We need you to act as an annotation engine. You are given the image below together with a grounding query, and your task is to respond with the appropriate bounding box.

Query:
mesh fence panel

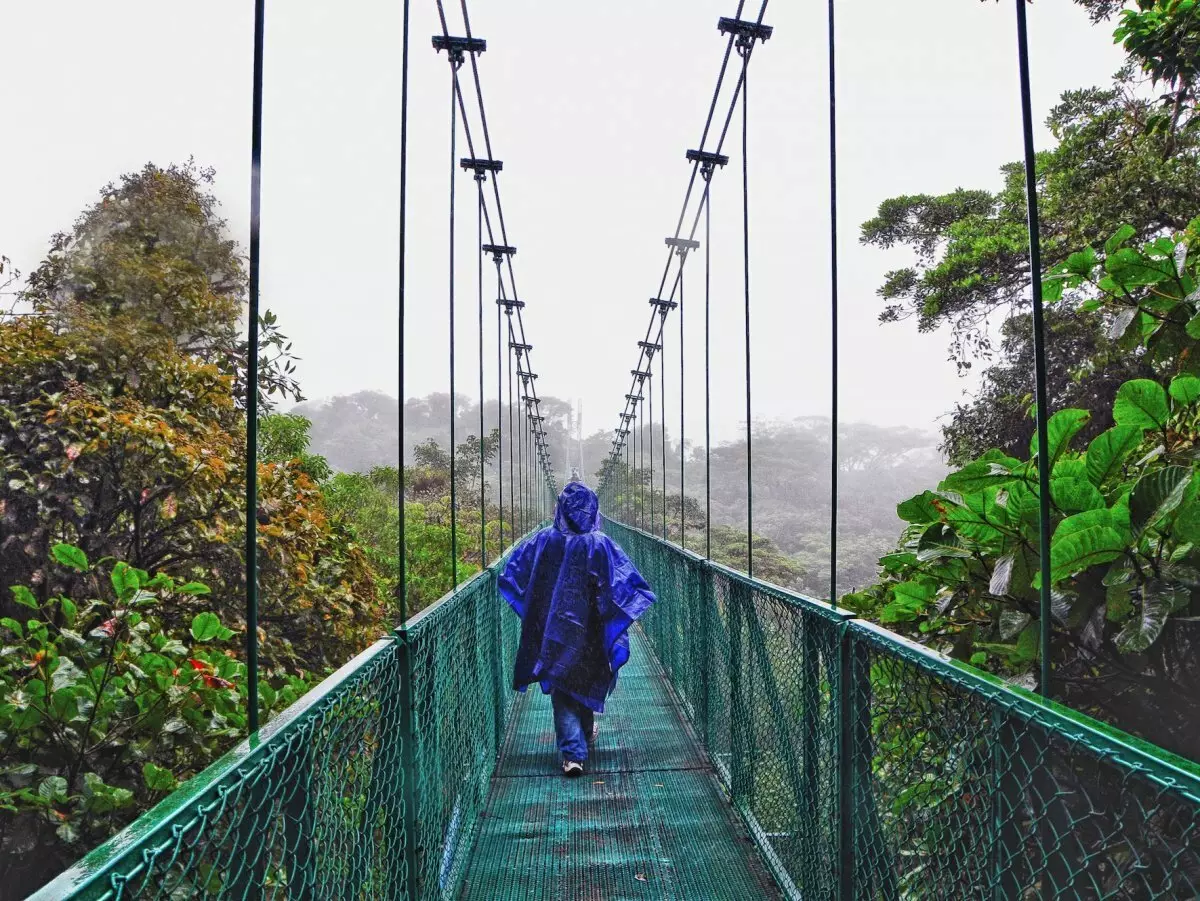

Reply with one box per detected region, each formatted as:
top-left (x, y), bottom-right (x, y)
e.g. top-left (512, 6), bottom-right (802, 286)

top-left (42, 541), bottom-right (530, 901)
top-left (849, 623), bottom-right (1200, 900)
top-left (603, 518), bottom-right (1200, 900)
top-left (34, 639), bottom-right (411, 901)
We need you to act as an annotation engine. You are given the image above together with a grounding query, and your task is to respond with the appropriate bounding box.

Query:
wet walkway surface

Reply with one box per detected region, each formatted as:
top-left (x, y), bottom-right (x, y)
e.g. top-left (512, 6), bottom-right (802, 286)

top-left (459, 630), bottom-right (780, 900)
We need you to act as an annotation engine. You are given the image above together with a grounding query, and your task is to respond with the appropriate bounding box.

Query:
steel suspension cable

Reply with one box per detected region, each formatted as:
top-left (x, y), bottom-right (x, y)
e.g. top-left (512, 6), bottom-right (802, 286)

top-left (649, 369), bottom-right (655, 532)
top-left (704, 188), bottom-right (712, 560)
top-left (660, 322), bottom-right (667, 540)
top-left (741, 56), bottom-right (754, 578)
top-left (436, 0), bottom-right (556, 503)
top-left (680, 265), bottom-right (686, 550)
top-left (1014, 0), bottom-right (1053, 698)
top-left (397, 0), bottom-right (411, 622)
top-left (828, 0), bottom-right (840, 607)
top-left (599, 2), bottom-right (770, 529)
top-left (476, 176), bottom-right (486, 566)
top-left (495, 261), bottom-right (504, 549)
top-left (245, 0), bottom-right (266, 733)
top-left (447, 61), bottom-right (461, 592)
top-left (507, 316), bottom-right (516, 536)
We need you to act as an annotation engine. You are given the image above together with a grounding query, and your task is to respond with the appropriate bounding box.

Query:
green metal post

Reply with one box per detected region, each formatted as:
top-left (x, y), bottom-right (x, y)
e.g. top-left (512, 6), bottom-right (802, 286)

top-left (801, 622), bottom-right (822, 890)
top-left (836, 626), bottom-right (855, 900)
top-left (283, 742), bottom-right (317, 901)
top-left (397, 632), bottom-right (421, 900)
top-left (729, 581), bottom-right (751, 806)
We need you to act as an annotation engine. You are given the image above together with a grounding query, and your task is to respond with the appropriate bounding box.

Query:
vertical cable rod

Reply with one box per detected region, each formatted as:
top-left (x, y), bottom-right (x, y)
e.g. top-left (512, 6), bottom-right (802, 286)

top-left (1014, 0), bottom-right (1054, 698)
top-left (741, 56), bottom-right (754, 578)
top-left (245, 0), bottom-right (266, 734)
top-left (828, 0), bottom-right (840, 607)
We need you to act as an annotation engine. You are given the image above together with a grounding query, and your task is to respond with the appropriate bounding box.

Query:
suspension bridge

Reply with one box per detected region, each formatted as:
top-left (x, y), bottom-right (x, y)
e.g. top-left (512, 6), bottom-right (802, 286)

top-left (28, 1), bottom-right (1200, 899)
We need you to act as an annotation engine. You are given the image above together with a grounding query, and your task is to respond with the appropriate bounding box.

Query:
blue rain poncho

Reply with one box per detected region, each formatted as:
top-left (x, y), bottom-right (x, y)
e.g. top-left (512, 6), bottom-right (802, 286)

top-left (499, 482), bottom-right (655, 713)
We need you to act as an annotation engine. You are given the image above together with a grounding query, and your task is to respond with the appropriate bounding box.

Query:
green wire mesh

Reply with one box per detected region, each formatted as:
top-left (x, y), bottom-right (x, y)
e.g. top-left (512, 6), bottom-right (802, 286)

top-left (37, 547), bottom-right (528, 901)
top-left (37, 520), bottom-right (1200, 900)
top-left (32, 637), bottom-right (412, 901)
top-left (605, 518), bottom-right (1200, 900)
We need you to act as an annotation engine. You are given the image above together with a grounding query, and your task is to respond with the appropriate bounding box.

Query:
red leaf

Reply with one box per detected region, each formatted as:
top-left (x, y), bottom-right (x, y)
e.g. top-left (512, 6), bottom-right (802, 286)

top-left (188, 658), bottom-right (207, 672)
top-left (98, 618), bottom-right (116, 637)
top-left (202, 674), bottom-right (234, 690)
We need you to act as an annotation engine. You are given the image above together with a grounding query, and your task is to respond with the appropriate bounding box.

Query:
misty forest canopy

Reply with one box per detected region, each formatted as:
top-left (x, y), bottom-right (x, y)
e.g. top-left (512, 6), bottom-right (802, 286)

top-left (1, 0), bottom-right (1199, 894)
top-left (851, 0), bottom-right (1200, 757)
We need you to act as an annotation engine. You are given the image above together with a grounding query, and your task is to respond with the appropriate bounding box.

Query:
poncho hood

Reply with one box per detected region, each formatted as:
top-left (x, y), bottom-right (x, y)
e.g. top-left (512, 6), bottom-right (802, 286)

top-left (499, 484), bottom-right (655, 713)
top-left (554, 481), bottom-right (601, 534)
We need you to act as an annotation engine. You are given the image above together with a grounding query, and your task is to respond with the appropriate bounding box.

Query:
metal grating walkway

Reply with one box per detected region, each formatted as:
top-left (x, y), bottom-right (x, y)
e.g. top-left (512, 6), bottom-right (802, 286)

top-left (459, 629), bottom-right (781, 900)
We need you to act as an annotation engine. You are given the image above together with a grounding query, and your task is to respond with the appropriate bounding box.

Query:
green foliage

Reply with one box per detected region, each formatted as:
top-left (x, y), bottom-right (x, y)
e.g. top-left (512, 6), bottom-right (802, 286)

top-left (848, 226), bottom-right (1200, 754)
top-left (0, 550), bottom-right (313, 893)
top-left (0, 166), bottom-right (382, 675)
top-left (258, 413), bottom-right (332, 482)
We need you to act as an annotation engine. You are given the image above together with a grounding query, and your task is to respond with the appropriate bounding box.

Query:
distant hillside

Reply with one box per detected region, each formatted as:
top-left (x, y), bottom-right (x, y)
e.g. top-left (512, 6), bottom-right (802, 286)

top-left (295, 392), bottom-right (946, 597)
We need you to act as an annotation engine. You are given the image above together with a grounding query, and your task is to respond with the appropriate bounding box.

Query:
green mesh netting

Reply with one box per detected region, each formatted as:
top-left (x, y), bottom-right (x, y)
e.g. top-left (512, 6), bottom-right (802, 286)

top-left (605, 518), bottom-right (1200, 900)
top-left (40, 522), bottom-right (1200, 900)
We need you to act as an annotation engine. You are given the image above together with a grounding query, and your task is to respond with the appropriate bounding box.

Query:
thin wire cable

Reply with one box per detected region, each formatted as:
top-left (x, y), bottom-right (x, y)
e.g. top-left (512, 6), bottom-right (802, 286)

top-left (245, 0), bottom-right (266, 733)
top-left (828, 0), bottom-right (839, 607)
top-left (398, 0), bottom-right (410, 622)
top-left (600, 2), bottom-right (770, 512)
top-left (435, 0), bottom-right (555, 495)
top-left (1014, 0), bottom-right (1054, 698)
top-left (649, 370), bottom-right (655, 533)
top-left (741, 56), bottom-right (754, 578)
top-left (476, 179), bottom-right (486, 566)
top-left (679, 264), bottom-right (686, 550)
top-left (447, 63), bottom-right (460, 592)
top-left (704, 189), bottom-right (712, 559)
top-left (495, 262), bottom-right (504, 549)
top-left (507, 317), bottom-right (516, 536)
top-left (660, 324), bottom-right (667, 540)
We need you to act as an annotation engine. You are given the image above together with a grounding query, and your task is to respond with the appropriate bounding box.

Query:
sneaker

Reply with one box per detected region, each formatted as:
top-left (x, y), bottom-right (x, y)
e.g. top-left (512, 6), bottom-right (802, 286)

top-left (562, 759), bottom-right (584, 778)
top-left (587, 724), bottom-right (599, 746)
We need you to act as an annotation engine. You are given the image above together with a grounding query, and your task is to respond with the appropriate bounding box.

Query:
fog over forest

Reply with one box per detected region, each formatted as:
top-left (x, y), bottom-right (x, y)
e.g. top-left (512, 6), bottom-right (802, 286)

top-left (295, 390), bottom-right (945, 596)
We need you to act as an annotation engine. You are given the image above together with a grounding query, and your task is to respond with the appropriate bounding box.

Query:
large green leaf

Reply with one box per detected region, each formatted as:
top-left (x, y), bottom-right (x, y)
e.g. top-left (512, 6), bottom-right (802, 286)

top-left (1084, 426), bottom-right (1143, 487)
top-left (1112, 379), bottom-right (1170, 431)
top-left (143, 762), bottom-right (179, 793)
top-left (946, 488), bottom-right (1011, 545)
top-left (1050, 477), bottom-right (1106, 514)
top-left (10, 585), bottom-right (39, 610)
top-left (51, 543), bottom-right (89, 573)
top-left (1130, 465), bottom-right (1191, 533)
top-left (881, 581), bottom-right (935, 623)
top-left (897, 491), bottom-right (942, 524)
top-left (940, 459), bottom-right (1018, 495)
top-left (1030, 408), bottom-right (1090, 465)
top-left (916, 522), bottom-right (972, 562)
top-left (1048, 508), bottom-right (1131, 583)
top-left (190, 612), bottom-right (234, 643)
top-left (110, 562), bottom-right (141, 597)
top-left (1113, 581), bottom-right (1185, 654)
top-left (1169, 374), bottom-right (1200, 406)
top-left (1104, 225), bottom-right (1136, 255)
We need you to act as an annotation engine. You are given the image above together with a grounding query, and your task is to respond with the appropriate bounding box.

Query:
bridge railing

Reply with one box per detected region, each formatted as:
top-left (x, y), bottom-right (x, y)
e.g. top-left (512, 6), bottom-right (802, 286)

top-left (606, 518), bottom-right (1200, 900)
top-left (32, 546), bottom-right (526, 901)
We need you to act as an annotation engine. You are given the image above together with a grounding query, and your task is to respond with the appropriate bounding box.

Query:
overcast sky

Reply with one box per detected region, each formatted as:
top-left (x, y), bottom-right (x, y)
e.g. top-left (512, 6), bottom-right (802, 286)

top-left (3, 1), bottom-right (1126, 449)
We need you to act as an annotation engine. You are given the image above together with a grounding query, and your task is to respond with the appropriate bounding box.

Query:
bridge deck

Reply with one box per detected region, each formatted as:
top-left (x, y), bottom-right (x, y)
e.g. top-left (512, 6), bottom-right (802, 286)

top-left (460, 629), bottom-right (781, 900)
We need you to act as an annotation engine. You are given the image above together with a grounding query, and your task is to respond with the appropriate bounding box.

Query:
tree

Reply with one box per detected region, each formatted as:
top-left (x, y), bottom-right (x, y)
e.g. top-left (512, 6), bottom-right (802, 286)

top-left (20, 161), bottom-right (301, 409)
top-left (846, 222), bottom-right (1200, 757)
top-left (1, 164), bottom-right (381, 674)
top-left (0, 548), bottom-right (311, 895)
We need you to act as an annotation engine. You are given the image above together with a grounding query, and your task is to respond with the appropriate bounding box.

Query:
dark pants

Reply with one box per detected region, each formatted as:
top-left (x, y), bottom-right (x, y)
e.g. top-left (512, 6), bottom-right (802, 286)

top-left (551, 690), bottom-right (594, 762)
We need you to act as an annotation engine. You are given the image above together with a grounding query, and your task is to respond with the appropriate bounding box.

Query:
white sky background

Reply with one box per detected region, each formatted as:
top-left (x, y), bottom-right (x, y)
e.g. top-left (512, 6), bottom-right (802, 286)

top-left (2, 0), bottom-right (1127, 451)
